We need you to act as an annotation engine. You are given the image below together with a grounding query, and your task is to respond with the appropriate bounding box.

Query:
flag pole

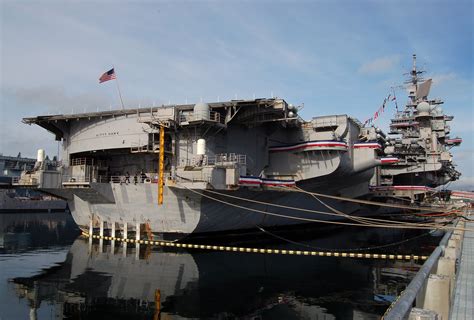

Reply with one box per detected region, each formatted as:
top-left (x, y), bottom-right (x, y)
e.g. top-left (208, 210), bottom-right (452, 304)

top-left (113, 66), bottom-right (125, 110)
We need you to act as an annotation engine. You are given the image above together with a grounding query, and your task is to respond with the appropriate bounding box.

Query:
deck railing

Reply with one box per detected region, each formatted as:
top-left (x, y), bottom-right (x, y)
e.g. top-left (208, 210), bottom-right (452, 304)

top-left (178, 153), bottom-right (246, 167)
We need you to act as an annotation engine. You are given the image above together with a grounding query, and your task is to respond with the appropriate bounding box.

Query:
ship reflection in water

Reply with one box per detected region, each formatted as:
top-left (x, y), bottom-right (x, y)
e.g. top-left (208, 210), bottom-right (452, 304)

top-left (1, 212), bottom-right (442, 320)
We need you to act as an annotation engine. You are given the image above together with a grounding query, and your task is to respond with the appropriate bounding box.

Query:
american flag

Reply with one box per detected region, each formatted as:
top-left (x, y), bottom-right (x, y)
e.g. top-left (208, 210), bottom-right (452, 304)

top-left (99, 68), bottom-right (116, 83)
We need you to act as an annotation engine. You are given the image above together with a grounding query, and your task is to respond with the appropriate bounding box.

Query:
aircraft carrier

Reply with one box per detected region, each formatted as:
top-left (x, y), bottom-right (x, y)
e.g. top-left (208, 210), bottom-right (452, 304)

top-left (19, 94), bottom-right (395, 237)
top-left (17, 55), bottom-right (467, 237)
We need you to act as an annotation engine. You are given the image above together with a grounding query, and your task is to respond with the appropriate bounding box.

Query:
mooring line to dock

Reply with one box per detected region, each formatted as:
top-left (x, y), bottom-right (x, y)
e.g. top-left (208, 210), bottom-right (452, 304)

top-left (81, 231), bottom-right (429, 261)
top-left (204, 187), bottom-right (462, 230)
top-left (282, 185), bottom-right (451, 212)
top-left (293, 185), bottom-right (462, 228)
top-left (204, 187), bottom-right (469, 228)
top-left (293, 185), bottom-right (464, 221)
top-left (181, 186), bottom-right (473, 232)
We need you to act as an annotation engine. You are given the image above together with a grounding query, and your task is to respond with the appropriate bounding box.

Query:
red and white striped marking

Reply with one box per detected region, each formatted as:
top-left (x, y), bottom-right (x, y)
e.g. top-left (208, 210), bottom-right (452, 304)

top-left (451, 191), bottom-right (474, 199)
top-left (446, 138), bottom-right (462, 144)
top-left (269, 141), bottom-right (348, 153)
top-left (238, 176), bottom-right (262, 186)
top-left (261, 178), bottom-right (296, 187)
top-left (353, 142), bottom-right (382, 149)
top-left (380, 157), bottom-right (399, 164)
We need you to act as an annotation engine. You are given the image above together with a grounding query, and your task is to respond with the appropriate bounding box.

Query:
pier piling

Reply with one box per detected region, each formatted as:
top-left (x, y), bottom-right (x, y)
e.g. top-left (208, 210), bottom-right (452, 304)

top-left (123, 222), bottom-right (128, 240)
top-left (122, 222), bottom-right (128, 257)
top-left (135, 223), bottom-right (140, 260)
top-left (111, 222), bottom-right (116, 254)
top-left (99, 220), bottom-right (104, 252)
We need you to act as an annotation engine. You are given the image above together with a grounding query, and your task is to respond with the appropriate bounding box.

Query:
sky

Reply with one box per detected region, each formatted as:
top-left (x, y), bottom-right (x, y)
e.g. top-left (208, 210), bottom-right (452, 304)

top-left (0, 0), bottom-right (473, 189)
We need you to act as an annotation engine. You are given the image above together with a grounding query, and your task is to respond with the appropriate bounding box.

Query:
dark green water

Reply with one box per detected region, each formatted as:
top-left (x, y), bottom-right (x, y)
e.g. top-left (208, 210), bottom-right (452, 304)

top-left (0, 212), bottom-right (441, 319)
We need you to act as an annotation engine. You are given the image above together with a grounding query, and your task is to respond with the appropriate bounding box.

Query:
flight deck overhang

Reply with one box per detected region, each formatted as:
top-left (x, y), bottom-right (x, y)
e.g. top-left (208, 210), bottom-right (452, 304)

top-left (22, 116), bottom-right (65, 141)
top-left (22, 98), bottom-right (291, 139)
top-left (22, 98), bottom-right (287, 123)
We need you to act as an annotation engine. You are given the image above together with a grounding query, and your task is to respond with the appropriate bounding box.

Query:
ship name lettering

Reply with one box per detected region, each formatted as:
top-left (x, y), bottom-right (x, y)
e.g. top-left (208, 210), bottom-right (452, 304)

top-left (95, 131), bottom-right (119, 137)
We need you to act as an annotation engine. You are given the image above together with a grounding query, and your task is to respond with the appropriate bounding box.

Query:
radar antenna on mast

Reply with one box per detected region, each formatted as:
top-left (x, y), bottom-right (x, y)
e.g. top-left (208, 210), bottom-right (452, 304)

top-left (404, 54), bottom-right (425, 85)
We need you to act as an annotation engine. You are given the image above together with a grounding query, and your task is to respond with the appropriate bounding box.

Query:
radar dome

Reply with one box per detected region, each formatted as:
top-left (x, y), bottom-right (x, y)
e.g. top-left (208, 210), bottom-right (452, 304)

top-left (416, 101), bottom-right (431, 117)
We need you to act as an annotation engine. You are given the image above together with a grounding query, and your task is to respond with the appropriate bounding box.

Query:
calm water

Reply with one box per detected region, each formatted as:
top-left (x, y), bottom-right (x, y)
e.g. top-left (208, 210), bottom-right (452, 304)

top-left (0, 212), bottom-right (442, 320)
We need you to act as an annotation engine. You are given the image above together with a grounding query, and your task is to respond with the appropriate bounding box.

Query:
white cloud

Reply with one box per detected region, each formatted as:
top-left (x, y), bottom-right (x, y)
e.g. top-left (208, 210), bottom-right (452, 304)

top-left (450, 176), bottom-right (474, 191)
top-left (358, 55), bottom-right (401, 74)
top-left (431, 73), bottom-right (457, 86)
top-left (4, 86), bottom-right (108, 114)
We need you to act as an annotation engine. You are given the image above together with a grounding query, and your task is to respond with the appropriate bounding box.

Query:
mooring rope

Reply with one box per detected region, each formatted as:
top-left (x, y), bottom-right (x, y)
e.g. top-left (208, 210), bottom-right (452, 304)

top-left (179, 185), bottom-right (473, 232)
top-left (295, 185), bottom-right (465, 228)
top-left (279, 185), bottom-right (450, 212)
top-left (198, 188), bottom-right (466, 231)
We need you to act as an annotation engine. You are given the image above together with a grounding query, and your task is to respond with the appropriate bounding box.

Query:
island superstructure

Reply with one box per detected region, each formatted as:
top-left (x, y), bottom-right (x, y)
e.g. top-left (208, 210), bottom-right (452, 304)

top-left (369, 55), bottom-right (462, 203)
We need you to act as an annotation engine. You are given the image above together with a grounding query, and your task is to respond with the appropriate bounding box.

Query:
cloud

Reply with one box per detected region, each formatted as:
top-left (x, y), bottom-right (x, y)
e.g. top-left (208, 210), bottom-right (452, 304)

top-left (1, 118), bottom-right (59, 159)
top-left (4, 86), bottom-right (108, 114)
top-left (450, 176), bottom-right (474, 191)
top-left (3, 86), bottom-right (160, 115)
top-left (358, 55), bottom-right (401, 74)
top-left (453, 149), bottom-right (474, 161)
top-left (431, 73), bottom-right (457, 86)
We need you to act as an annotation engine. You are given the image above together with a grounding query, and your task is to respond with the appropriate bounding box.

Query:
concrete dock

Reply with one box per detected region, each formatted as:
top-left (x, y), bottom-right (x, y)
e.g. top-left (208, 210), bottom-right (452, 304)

top-left (450, 219), bottom-right (474, 320)
top-left (383, 210), bottom-right (473, 320)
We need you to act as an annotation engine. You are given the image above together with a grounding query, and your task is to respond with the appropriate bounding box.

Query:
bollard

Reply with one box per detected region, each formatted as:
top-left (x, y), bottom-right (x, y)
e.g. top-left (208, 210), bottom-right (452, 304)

top-left (420, 274), bottom-right (450, 320)
top-left (450, 234), bottom-right (462, 249)
top-left (447, 238), bottom-right (461, 258)
top-left (448, 238), bottom-right (460, 250)
top-left (451, 234), bottom-right (461, 241)
top-left (444, 246), bottom-right (458, 260)
top-left (408, 307), bottom-right (439, 320)
top-left (436, 257), bottom-right (456, 298)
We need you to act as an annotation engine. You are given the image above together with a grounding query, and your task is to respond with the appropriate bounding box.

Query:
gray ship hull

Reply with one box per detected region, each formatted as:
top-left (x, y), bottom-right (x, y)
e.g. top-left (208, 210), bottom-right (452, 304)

top-left (45, 181), bottom-right (370, 237)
